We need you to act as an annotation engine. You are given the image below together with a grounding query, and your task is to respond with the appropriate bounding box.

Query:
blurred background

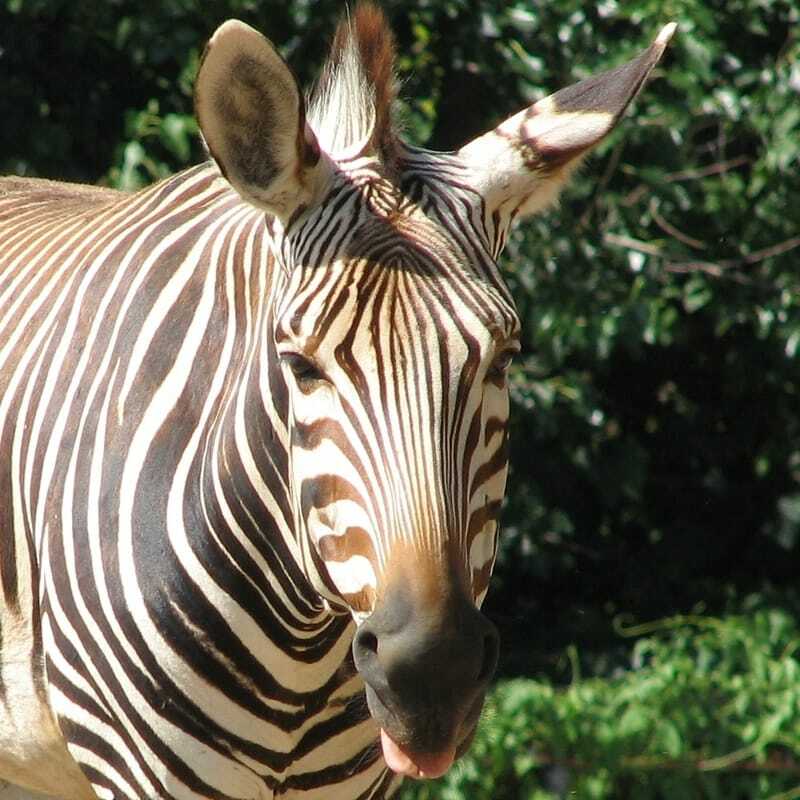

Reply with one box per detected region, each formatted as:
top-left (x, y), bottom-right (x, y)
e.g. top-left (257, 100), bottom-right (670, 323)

top-left (1, 0), bottom-right (799, 797)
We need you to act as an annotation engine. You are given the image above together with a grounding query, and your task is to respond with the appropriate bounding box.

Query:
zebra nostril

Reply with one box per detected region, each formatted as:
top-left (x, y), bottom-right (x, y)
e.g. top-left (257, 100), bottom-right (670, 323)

top-left (477, 629), bottom-right (499, 683)
top-left (353, 624), bottom-right (392, 692)
top-left (360, 630), bottom-right (378, 655)
top-left (353, 625), bottom-right (380, 669)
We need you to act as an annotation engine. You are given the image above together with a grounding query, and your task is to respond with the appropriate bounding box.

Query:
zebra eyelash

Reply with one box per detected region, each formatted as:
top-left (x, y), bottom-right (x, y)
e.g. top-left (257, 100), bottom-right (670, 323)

top-left (282, 353), bottom-right (328, 390)
top-left (486, 347), bottom-right (518, 383)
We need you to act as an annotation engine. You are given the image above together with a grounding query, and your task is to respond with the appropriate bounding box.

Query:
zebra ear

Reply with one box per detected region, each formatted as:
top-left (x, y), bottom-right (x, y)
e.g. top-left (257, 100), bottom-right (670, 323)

top-left (458, 24), bottom-right (676, 221)
top-left (195, 20), bottom-right (331, 220)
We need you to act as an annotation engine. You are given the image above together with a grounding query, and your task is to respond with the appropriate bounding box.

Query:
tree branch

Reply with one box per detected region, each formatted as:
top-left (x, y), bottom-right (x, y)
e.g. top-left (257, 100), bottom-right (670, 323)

top-left (649, 198), bottom-right (707, 250)
top-left (603, 231), bottom-right (800, 289)
top-left (603, 233), bottom-right (662, 258)
top-left (532, 747), bottom-right (800, 776)
top-left (663, 155), bottom-right (751, 183)
top-left (622, 156), bottom-right (751, 206)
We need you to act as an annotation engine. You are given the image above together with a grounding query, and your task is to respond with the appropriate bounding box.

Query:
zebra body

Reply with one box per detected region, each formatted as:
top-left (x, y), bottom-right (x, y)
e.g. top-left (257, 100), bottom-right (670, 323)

top-left (0, 7), bottom-right (674, 799)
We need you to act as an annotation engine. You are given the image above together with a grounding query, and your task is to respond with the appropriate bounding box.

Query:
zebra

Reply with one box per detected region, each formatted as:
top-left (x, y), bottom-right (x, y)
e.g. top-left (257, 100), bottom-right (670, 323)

top-left (0, 5), bottom-right (674, 799)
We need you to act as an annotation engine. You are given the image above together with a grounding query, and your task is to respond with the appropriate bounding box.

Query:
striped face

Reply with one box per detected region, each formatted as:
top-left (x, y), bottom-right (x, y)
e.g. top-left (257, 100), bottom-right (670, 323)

top-left (272, 165), bottom-right (520, 621)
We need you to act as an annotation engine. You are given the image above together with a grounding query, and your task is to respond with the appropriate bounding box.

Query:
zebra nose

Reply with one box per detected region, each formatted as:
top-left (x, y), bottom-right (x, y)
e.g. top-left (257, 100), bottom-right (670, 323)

top-left (352, 589), bottom-right (499, 712)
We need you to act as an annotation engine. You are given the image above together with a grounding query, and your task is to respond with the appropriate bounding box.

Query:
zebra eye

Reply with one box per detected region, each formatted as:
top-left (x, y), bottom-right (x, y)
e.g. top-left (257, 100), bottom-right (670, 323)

top-left (487, 349), bottom-right (516, 383)
top-left (283, 353), bottom-right (326, 389)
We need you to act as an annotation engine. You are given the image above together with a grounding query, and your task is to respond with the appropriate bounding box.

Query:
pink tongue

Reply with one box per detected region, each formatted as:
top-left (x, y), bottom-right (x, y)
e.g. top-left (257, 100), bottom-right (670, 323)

top-left (380, 728), bottom-right (455, 779)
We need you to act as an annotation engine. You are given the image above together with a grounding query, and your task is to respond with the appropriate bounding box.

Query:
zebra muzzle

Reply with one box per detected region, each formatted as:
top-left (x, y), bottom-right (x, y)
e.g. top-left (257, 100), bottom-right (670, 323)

top-left (352, 580), bottom-right (499, 778)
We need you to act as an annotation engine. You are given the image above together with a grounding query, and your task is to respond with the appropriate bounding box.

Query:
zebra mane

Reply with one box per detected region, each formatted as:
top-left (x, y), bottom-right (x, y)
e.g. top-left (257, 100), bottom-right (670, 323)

top-left (307, 2), bottom-right (398, 161)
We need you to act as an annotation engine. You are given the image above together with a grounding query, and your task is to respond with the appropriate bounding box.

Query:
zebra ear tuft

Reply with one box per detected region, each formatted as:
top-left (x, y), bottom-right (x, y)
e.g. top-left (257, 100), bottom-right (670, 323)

top-left (458, 24), bottom-right (676, 221)
top-left (195, 20), bottom-right (332, 220)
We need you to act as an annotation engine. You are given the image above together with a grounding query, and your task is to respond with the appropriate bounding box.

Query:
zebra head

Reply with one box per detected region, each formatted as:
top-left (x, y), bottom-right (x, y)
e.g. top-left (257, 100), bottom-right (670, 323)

top-left (195, 5), bottom-right (674, 780)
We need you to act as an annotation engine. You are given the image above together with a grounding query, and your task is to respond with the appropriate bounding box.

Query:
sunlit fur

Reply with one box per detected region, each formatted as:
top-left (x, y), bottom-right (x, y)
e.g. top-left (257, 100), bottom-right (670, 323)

top-left (308, 2), bottom-right (398, 160)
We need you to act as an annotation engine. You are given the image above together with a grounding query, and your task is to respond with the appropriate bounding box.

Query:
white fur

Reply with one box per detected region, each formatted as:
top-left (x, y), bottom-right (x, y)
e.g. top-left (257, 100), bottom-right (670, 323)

top-left (0, 610), bottom-right (96, 799)
top-left (307, 35), bottom-right (376, 159)
top-left (0, 782), bottom-right (61, 800)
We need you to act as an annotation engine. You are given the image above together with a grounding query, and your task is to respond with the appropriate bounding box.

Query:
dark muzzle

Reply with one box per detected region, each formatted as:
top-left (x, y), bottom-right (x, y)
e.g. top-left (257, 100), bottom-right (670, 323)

top-left (352, 582), bottom-right (499, 777)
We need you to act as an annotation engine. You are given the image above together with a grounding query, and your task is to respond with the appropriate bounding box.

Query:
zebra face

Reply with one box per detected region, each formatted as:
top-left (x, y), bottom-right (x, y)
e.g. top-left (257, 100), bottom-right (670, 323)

top-left (271, 184), bottom-right (517, 777)
top-left (273, 188), bottom-right (519, 615)
top-left (195, 6), bottom-right (674, 781)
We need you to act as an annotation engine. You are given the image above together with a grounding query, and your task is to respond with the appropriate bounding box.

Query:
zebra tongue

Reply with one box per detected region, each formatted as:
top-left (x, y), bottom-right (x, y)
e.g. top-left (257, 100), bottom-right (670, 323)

top-left (380, 729), bottom-right (455, 779)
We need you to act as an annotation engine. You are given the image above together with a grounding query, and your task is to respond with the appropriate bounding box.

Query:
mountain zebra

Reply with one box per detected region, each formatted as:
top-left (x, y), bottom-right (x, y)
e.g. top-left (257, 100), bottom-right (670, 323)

top-left (0, 6), bottom-right (674, 799)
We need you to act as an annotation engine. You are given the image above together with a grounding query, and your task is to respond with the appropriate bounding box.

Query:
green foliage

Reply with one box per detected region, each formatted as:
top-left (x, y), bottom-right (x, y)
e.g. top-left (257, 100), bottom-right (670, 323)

top-left (403, 603), bottom-right (800, 799)
top-left (474, 0), bottom-right (800, 672)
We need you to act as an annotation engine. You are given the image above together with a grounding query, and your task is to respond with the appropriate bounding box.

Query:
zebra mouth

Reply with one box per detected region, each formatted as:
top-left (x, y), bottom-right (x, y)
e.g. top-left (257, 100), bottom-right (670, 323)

top-left (379, 728), bottom-right (454, 779)
top-left (364, 684), bottom-right (485, 779)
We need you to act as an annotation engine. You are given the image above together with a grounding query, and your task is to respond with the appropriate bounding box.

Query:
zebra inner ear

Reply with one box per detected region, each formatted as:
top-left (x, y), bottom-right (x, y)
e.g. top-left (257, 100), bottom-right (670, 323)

top-left (195, 20), bottom-right (331, 220)
top-left (458, 23), bottom-right (676, 222)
